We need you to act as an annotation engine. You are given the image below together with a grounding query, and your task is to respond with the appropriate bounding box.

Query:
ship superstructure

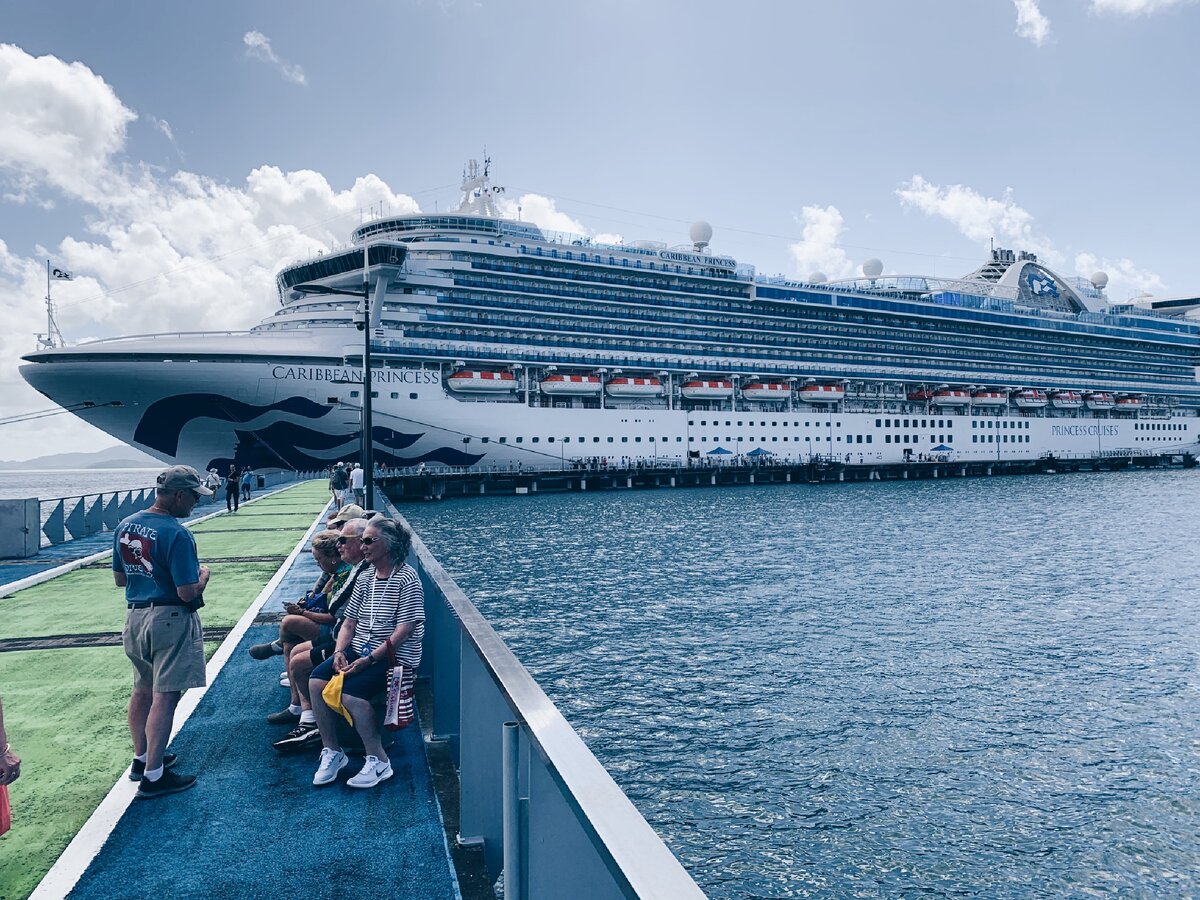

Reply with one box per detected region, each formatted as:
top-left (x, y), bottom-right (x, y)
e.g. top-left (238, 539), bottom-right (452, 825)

top-left (20, 161), bottom-right (1200, 473)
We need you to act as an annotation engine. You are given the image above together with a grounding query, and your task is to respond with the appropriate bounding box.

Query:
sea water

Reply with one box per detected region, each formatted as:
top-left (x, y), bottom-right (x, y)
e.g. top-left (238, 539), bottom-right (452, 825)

top-left (0, 468), bottom-right (160, 502)
top-left (403, 470), bottom-right (1200, 898)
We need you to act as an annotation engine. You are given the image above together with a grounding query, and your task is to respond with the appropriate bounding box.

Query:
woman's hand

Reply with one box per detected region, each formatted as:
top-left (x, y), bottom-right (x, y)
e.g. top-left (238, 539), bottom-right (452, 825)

top-left (333, 649), bottom-right (350, 673)
top-left (0, 745), bottom-right (20, 786)
top-left (346, 654), bottom-right (373, 674)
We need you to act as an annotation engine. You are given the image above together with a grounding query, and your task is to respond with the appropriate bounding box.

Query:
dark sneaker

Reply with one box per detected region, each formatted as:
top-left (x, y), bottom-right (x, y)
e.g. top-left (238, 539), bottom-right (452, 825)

top-left (266, 707), bottom-right (301, 726)
top-left (249, 641), bottom-right (283, 660)
top-left (136, 769), bottom-right (197, 799)
top-left (129, 753), bottom-right (178, 782)
top-left (272, 723), bottom-right (321, 752)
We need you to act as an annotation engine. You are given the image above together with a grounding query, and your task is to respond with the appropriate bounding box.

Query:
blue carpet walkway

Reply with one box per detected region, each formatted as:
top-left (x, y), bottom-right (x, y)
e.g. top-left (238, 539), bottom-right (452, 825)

top-left (66, 528), bottom-right (460, 898)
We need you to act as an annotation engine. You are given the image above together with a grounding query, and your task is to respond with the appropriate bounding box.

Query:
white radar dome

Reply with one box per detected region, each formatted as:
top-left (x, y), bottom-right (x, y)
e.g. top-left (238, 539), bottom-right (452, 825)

top-left (862, 258), bottom-right (883, 279)
top-left (1090, 271), bottom-right (1109, 289)
top-left (689, 220), bottom-right (713, 250)
top-left (809, 271), bottom-right (828, 284)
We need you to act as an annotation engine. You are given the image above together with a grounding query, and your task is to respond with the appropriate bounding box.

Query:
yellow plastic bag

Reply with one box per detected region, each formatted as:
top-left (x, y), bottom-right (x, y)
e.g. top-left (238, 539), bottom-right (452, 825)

top-left (321, 671), bottom-right (354, 725)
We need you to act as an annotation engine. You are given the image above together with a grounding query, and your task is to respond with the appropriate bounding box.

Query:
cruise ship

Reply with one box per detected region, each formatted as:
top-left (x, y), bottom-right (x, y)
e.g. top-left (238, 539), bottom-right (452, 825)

top-left (20, 161), bottom-right (1200, 473)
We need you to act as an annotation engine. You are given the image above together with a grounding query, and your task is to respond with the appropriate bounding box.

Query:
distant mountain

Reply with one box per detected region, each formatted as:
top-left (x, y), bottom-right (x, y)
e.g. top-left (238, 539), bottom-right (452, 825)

top-left (0, 445), bottom-right (163, 471)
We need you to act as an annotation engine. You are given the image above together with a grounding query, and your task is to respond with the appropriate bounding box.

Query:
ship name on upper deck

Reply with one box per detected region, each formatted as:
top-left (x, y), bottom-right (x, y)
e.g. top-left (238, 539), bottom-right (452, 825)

top-left (272, 365), bottom-right (440, 384)
top-left (658, 250), bottom-right (736, 271)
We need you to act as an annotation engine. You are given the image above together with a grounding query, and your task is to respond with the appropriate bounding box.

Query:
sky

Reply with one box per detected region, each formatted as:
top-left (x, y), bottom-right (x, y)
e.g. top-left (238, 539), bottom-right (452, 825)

top-left (0, 0), bottom-right (1197, 461)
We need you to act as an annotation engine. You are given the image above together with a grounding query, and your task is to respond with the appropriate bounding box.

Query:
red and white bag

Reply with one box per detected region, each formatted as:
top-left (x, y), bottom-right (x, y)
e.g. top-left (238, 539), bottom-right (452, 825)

top-left (383, 639), bottom-right (414, 732)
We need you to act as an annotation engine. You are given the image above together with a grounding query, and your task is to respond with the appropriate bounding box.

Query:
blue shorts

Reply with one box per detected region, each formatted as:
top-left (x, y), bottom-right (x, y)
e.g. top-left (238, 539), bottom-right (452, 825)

top-left (311, 646), bottom-right (388, 700)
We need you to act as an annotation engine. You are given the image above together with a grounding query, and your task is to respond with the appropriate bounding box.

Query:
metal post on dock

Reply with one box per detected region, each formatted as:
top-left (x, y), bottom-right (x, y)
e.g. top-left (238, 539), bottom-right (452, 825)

top-left (502, 721), bottom-right (523, 900)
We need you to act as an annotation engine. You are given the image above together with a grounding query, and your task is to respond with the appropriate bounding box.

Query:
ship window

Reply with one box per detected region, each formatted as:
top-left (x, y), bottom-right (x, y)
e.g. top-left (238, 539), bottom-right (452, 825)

top-left (973, 435), bottom-right (978, 443)
top-left (499, 437), bottom-right (506, 443)
top-left (593, 437), bottom-right (600, 442)
top-left (635, 437), bottom-right (642, 443)
top-left (515, 437), bottom-right (522, 443)
top-left (390, 392), bottom-right (399, 399)
top-left (772, 437), bottom-right (778, 442)
top-left (532, 437), bottom-right (540, 443)
top-left (350, 390), bottom-right (360, 398)
top-left (903, 419), bottom-right (910, 427)
top-left (481, 437), bottom-right (489, 444)
top-left (885, 435), bottom-right (891, 443)
top-left (608, 437), bottom-right (614, 443)
top-left (410, 393), bottom-right (418, 400)
top-left (622, 437), bottom-right (629, 442)
top-left (327, 397), bottom-right (338, 404)
top-left (876, 419), bottom-right (881, 427)
top-left (884, 419), bottom-right (891, 427)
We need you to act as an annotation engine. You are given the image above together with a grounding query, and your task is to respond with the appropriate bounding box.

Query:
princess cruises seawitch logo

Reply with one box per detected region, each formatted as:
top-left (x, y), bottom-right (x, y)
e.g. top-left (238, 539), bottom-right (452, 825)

top-left (1025, 271), bottom-right (1060, 299)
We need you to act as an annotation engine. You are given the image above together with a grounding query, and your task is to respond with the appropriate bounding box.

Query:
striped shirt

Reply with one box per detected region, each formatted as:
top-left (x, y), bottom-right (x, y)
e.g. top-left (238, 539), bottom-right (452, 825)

top-left (343, 564), bottom-right (424, 668)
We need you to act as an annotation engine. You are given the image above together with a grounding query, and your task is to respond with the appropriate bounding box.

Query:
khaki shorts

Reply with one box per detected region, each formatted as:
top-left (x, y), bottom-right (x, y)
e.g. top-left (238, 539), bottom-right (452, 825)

top-left (124, 606), bottom-right (207, 693)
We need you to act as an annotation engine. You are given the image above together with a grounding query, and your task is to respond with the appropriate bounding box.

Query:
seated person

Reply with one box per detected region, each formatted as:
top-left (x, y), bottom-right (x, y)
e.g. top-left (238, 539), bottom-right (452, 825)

top-left (271, 517), bottom-right (370, 749)
top-left (249, 531), bottom-right (345, 666)
top-left (308, 518), bottom-right (424, 789)
top-left (328, 503), bottom-right (365, 531)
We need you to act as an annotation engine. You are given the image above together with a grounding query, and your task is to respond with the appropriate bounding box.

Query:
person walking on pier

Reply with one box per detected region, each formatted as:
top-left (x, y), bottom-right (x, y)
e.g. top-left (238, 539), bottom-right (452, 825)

top-left (225, 464), bottom-right (240, 512)
top-left (241, 467), bottom-right (254, 501)
top-left (112, 465), bottom-right (212, 798)
top-left (350, 462), bottom-right (365, 506)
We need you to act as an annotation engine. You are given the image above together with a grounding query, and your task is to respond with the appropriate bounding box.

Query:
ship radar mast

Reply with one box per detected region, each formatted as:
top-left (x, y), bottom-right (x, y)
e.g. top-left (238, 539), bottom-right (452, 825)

top-left (456, 156), bottom-right (507, 217)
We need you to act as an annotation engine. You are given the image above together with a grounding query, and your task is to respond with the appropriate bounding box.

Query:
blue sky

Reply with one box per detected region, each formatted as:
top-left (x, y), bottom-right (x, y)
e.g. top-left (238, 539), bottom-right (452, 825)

top-left (1, 0), bottom-right (1197, 458)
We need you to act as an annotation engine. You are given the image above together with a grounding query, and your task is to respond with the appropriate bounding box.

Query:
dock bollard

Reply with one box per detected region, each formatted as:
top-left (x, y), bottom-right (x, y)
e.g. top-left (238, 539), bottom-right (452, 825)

top-left (502, 721), bottom-right (522, 900)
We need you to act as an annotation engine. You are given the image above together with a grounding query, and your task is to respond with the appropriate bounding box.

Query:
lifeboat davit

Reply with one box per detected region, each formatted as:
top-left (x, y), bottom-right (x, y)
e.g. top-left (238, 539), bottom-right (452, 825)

top-left (797, 384), bottom-right (845, 404)
top-left (931, 389), bottom-right (970, 406)
top-left (681, 380), bottom-right (733, 399)
top-left (1012, 389), bottom-right (1048, 409)
top-left (741, 382), bottom-right (790, 402)
top-left (971, 390), bottom-right (1009, 407)
top-left (907, 389), bottom-right (935, 402)
top-left (1051, 391), bottom-right (1083, 409)
top-left (447, 370), bottom-right (518, 392)
top-left (606, 376), bottom-right (663, 397)
top-left (540, 373), bottom-right (602, 395)
top-left (1115, 394), bottom-right (1143, 411)
top-left (1085, 392), bottom-right (1115, 411)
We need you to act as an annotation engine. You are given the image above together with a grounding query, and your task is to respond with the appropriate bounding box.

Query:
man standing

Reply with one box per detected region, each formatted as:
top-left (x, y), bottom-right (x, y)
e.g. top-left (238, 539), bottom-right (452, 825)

top-left (350, 462), bottom-right (365, 506)
top-left (330, 462), bottom-right (349, 505)
top-left (113, 465), bottom-right (212, 799)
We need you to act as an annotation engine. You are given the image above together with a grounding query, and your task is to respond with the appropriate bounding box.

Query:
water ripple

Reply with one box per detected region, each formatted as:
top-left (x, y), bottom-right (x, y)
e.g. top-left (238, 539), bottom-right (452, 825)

top-left (404, 471), bottom-right (1200, 898)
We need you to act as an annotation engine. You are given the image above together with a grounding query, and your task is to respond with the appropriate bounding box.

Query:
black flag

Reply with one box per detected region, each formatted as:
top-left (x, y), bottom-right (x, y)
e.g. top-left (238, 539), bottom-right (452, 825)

top-left (52, 267), bottom-right (72, 280)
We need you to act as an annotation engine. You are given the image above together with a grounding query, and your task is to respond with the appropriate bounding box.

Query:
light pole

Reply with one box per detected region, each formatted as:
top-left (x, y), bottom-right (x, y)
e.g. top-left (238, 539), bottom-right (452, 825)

top-left (293, 242), bottom-right (402, 509)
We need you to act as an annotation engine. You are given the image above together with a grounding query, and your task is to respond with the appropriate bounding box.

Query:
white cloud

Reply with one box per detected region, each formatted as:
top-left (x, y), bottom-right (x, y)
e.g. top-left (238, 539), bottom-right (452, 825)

top-left (498, 192), bottom-right (589, 236)
top-left (1089, 0), bottom-right (1195, 14)
top-left (895, 174), bottom-right (1057, 262)
top-left (1013, 0), bottom-right (1052, 45)
top-left (0, 43), bottom-right (137, 204)
top-left (1074, 251), bottom-right (1166, 300)
top-left (242, 30), bottom-right (307, 85)
top-left (148, 115), bottom-right (184, 161)
top-left (788, 205), bottom-right (856, 281)
top-left (0, 45), bottom-right (425, 459)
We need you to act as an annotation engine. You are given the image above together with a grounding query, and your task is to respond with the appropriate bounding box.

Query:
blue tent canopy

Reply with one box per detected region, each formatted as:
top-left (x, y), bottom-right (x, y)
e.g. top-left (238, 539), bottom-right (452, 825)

top-left (746, 447), bottom-right (773, 457)
top-left (706, 446), bottom-right (733, 455)
top-left (931, 443), bottom-right (953, 452)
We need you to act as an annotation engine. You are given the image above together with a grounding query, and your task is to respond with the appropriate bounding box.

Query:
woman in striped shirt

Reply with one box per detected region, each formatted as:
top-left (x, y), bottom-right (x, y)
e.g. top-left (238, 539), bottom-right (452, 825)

top-left (309, 518), bottom-right (424, 789)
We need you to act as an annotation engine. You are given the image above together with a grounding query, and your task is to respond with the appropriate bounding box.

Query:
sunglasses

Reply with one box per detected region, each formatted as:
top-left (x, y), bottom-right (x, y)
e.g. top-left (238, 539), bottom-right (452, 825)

top-left (360, 536), bottom-right (378, 546)
top-left (335, 535), bottom-right (359, 546)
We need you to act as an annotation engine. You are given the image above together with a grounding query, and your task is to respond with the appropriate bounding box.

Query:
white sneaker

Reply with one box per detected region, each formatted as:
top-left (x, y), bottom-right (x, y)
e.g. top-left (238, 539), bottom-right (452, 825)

top-left (279, 673), bottom-right (291, 687)
top-left (312, 748), bottom-right (347, 786)
top-left (347, 755), bottom-right (393, 789)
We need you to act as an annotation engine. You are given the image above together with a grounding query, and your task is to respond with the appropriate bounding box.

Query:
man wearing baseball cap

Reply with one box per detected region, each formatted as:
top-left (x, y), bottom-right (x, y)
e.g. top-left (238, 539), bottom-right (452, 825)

top-left (112, 465), bottom-right (212, 799)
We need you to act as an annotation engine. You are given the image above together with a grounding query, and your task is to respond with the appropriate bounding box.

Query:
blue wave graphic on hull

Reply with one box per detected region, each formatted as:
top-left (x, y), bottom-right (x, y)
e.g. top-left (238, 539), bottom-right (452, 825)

top-left (204, 421), bottom-right (482, 471)
top-left (134, 394), bottom-right (333, 456)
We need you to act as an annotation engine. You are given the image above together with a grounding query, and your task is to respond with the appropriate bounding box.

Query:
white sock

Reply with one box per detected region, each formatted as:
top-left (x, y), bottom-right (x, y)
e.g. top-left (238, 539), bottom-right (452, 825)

top-left (299, 710), bottom-right (316, 724)
top-left (144, 765), bottom-right (164, 782)
top-left (289, 703), bottom-right (302, 715)
top-left (134, 752), bottom-right (147, 763)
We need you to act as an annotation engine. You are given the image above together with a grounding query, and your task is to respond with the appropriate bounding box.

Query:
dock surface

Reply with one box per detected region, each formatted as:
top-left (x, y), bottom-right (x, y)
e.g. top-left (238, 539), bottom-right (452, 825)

top-left (0, 481), bottom-right (458, 899)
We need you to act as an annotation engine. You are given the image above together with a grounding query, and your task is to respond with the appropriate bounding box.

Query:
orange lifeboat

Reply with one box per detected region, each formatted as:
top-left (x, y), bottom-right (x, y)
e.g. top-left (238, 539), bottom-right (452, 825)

top-left (540, 373), bottom-right (602, 395)
top-left (447, 370), bottom-right (518, 392)
top-left (1085, 392), bottom-right (1115, 411)
top-left (971, 390), bottom-right (1009, 407)
top-left (1012, 389), bottom-right (1048, 409)
top-left (1051, 391), bottom-right (1083, 410)
top-left (605, 376), bottom-right (663, 397)
top-left (741, 382), bottom-right (790, 402)
top-left (797, 384), bottom-right (845, 404)
top-left (930, 389), bottom-right (970, 406)
top-left (681, 380), bottom-right (733, 399)
top-left (1115, 394), bottom-right (1143, 411)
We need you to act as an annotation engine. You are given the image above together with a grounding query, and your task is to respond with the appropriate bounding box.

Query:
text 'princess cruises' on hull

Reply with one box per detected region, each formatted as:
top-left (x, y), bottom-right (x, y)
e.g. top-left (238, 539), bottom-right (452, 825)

top-left (19, 160), bottom-right (1200, 475)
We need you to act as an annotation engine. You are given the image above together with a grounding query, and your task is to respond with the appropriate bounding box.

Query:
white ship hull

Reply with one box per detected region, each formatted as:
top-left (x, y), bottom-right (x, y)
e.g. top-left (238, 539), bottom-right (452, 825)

top-left (20, 331), bottom-right (1198, 473)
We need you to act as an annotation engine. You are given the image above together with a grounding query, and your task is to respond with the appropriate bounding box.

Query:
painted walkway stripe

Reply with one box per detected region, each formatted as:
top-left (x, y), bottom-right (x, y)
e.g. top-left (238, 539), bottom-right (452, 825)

top-left (29, 488), bottom-right (331, 900)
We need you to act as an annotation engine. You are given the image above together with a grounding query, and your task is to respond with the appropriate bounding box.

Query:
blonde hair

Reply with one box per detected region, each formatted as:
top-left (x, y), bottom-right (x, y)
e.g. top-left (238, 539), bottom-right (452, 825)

top-left (311, 529), bottom-right (341, 561)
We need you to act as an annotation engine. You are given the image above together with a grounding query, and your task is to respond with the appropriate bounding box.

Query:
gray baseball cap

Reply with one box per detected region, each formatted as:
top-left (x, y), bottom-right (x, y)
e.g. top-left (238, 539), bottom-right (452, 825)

top-left (157, 465), bottom-right (214, 496)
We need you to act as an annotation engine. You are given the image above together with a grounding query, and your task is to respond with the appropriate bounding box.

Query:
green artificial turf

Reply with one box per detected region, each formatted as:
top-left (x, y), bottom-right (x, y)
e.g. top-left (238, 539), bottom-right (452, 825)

top-left (0, 643), bottom-right (218, 900)
top-left (193, 530), bottom-right (311, 560)
top-left (190, 514), bottom-right (317, 532)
